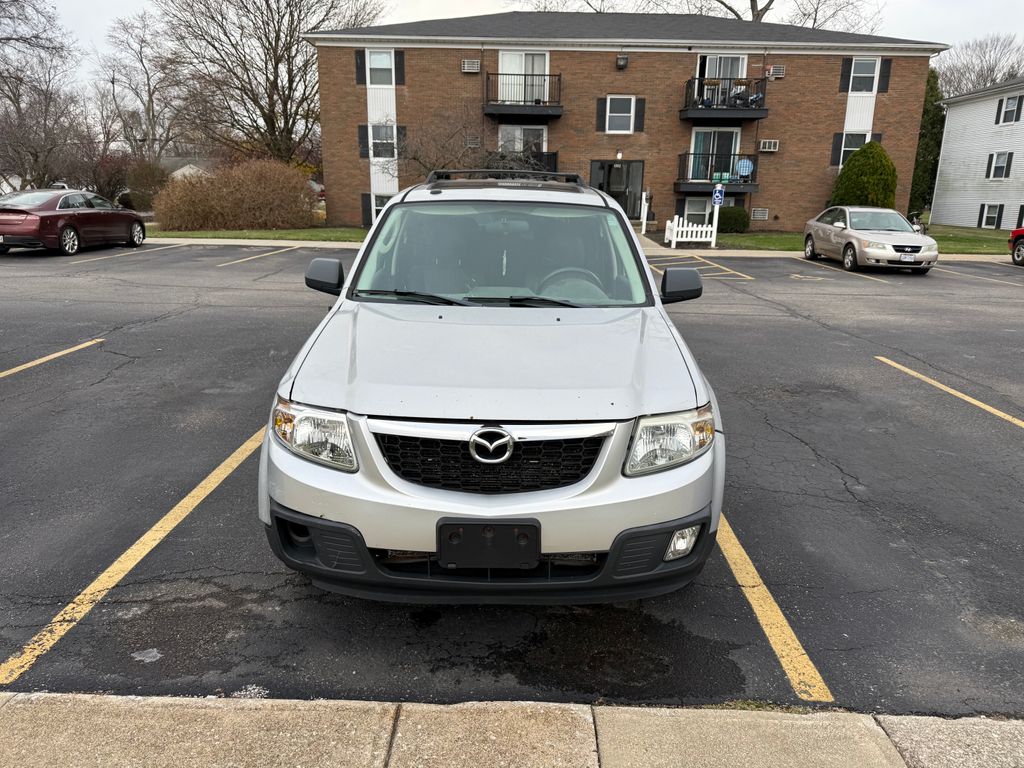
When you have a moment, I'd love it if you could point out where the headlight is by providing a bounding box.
[272,396,358,472]
[921,243,938,253]
[865,241,892,251]
[624,405,715,476]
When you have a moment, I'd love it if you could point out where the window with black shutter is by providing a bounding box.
[877,59,892,93]
[355,50,366,85]
[596,97,607,132]
[839,58,852,92]
[357,125,369,158]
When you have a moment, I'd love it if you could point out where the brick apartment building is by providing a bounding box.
[306,12,944,230]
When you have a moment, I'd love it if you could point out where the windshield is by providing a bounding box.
[351,201,650,307]
[849,210,915,233]
[0,191,56,208]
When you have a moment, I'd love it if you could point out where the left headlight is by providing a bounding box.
[272,396,358,472]
[624,405,715,476]
[865,241,892,251]
[921,243,938,253]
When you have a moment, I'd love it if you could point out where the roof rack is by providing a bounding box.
[425,169,585,185]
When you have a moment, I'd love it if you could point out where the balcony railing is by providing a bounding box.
[677,152,758,185]
[486,73,562,106]
[683,77,767,111]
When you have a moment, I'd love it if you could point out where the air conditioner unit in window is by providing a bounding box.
[759,139,780,152]
[751,208,770,221]
[766,64,786,79]
[461,59,481,73]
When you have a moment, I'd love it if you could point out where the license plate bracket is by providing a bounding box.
[900,253,916,262]
[437,519,540,570]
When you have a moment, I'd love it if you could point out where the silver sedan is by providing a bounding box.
[803,206,939,274]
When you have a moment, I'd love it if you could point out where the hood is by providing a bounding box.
[854,230,937,247]
[288,302,698,421]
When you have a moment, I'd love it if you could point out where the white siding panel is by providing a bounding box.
[366,87,396,124]
[844,93,876,132]
[932,94,1024,230]
[370,161,399,195]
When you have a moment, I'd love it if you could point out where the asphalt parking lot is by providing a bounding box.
[0,242,1021,716]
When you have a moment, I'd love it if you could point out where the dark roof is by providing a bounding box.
[312,11,944,49]
[942,75,1024,104]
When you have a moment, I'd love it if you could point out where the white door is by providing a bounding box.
[498,52,547,103]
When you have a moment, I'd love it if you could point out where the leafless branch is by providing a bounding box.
[934,33,1024,97]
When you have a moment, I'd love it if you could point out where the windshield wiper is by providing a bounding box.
[353,289,473,306]
[463,295,583,308]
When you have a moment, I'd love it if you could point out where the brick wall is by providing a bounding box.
[317,44,931,231]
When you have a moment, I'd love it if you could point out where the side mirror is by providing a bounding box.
[660,267,703,304]
[912,224,922,232]
[305,257,344,295]
[832,221,846,229]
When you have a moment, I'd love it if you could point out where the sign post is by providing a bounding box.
[640,190,650,235]
[710,183,724,248]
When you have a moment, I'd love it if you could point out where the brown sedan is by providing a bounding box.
[0,189,146,256]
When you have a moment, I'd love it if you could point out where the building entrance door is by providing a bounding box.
[590,160,644,219]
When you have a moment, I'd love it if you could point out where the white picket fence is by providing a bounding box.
[663,216,716,248]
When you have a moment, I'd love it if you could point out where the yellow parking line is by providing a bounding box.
[718,514,835,702]
[787,255,889,284]
[0,428,266,685]
[216,246,299,267]
[933,266,1023,288]
[690,253,754,280]
[0,339,105,380]
[70,243,184,264]
[876,357,1024,430]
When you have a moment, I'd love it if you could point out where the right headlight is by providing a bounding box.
[272,396,358,472]
[865,241,892,251]
[624,405,715,476]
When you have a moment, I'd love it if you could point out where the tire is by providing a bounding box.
[803,235,819,260]
[59,226,80,256]
[1013,239,1024,267]
[125,220,145,248]
[842,244,859,271]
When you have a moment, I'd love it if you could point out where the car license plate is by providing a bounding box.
[437,519,540,570]
[900,253,916,262]
[0,235,5,244]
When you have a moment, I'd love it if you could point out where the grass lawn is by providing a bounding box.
[713,224,1010,255]
[148,226,367,242]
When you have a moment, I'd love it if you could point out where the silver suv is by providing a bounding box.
[258,171,725,603]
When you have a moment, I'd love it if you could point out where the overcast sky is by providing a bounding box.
[55,0,1010,58]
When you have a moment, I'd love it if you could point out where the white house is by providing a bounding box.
[0,173,22,195]
[931,76,1024,231]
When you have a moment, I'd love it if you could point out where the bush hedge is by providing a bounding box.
[120,161,169,212]
[717,205,750,233]
[830,141,897,208]
[154,159,315,231]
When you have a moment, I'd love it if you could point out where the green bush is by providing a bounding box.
[123,161,169,211]
[831,142,897,208]
[154,159,315,231]
[717,205,750,233]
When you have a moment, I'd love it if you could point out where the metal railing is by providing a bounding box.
[486,73,562,106]
[683,77,767,111]
[677,152,759,184]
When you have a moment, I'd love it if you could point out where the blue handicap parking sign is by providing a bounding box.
[712,188,725,206]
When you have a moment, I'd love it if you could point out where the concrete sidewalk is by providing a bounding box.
[1,693,1021,768]
[146,236,357,248]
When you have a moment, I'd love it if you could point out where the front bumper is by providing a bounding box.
[266,499,715,604]
[861,246,937,267]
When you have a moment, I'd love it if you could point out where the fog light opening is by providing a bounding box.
[664,525,701,561]
[286,521,312,546]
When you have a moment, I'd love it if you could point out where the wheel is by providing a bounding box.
[125,220,145,247]
[803,235,819,260]
[1013,239,1024,267]
[59,226,80,256]
[842,244,859,271]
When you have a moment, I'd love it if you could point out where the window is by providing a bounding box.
[58,194,90,210]
[371,125,396,158]
[991,152,1011,179]
[849,210,914,232]
[498,125,546,153]
[982,204,999,228]
[367,50,393,86]
[850,58,878,93]
[605,95,636,133]
[373,195,392,221]
[683,196,735,226]
[841,132,868,165]
[1003,96,1019,123]
[497,51,548,103]
[815,208,838,225]
[88,194,114,210]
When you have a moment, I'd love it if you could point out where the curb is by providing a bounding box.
[146,237,361,248]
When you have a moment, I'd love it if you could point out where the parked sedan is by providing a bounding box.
[1010,227,1024,267]
[0,189,146,257]
[803,206,939,274]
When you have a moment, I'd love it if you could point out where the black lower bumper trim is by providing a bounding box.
[266,500,715,604]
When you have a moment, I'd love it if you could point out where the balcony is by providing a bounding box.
[484,73,564,120]
[679,77,768,123]
[674,152,759,193]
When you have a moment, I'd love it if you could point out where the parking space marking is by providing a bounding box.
[70,243,184,264]
[0,339,105,380]
[876,357,1024,430]
[0,428,266,686]
[646,254,754,280]
[786,255,890,284]
[933,266,1023,288]
[718,514,835,702]
[216,246,299,267]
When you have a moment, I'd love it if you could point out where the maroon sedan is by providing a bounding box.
[0,189,146,256]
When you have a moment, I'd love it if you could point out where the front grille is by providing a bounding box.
[374,433,604,494]
[370,548,606,581]
[892,244,923,254]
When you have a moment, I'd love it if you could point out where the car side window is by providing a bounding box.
[58,194,90,210]
[816,208,836,224]
[834,209,848,227]
[88,194,114,210]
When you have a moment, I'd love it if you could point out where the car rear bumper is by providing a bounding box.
[0,234,49,249]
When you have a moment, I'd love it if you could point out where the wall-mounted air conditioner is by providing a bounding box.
[766,64,786,79]
[461,59,481,73]
[759,139,780,152]
[751,208,770,221]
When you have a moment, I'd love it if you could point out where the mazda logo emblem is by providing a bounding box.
[468,427,514,464]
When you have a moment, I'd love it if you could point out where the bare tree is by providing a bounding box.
[0,0,61,60]
[97,11,184,163]
[934,33,1024,98]
[154,0,384,164]
[785,0,883,33]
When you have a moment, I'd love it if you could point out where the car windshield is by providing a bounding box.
[849,210,915,233]
[0,191,56,208]
[351,201,650,307]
